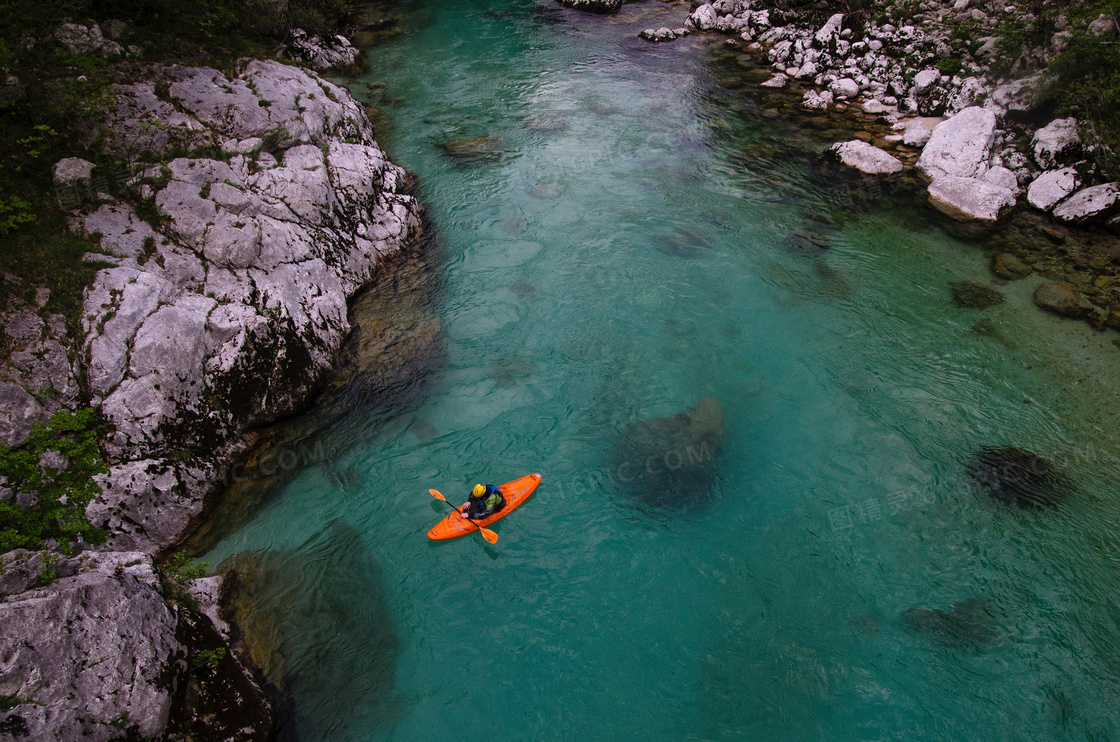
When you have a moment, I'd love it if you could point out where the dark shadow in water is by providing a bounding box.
[901,597,1001,649]
[610,397,724,509]
[221,521,401,741]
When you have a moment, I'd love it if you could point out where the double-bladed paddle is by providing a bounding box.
[429,489,499,543]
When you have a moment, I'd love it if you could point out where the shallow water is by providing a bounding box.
[204,1,1120,739]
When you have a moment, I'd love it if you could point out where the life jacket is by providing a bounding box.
[468,485,505,516]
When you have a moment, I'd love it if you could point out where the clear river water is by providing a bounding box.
[202,1,1120,739]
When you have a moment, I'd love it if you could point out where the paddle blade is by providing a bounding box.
[479,527,498,544]
[428,488,448,502]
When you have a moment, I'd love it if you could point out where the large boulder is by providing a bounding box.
[612,397,724,508]
[902,120,932,148]
[1032,117,1080,170]
[1052,182,1120,224]
[927,176,1016,224]
[814,13,844,46]
[560,0,622,14]
[1026,167,1080,211]
[0,553,183,739]
[917,107,997,181]
[827,140,904,176]
[828,77,861,100]
[80,60,421,550]
[1033,282,1094,318]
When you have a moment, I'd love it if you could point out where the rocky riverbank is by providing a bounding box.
[562,0,1120,334]
[0,40,421,739]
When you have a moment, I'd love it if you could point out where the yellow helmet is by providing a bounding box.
[472,484,486,497]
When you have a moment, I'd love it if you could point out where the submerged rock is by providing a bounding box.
[656,225,711,258]
[442,135,505,163]
[965,445,1071,509]
[951,280,1004,309]
[1033,282,1094,318]
[612,397,724,508]
[784,227,832,255]
[902,597,999,648]
[969,319,1019,349]
[990,252,1031,280]
[221,521,399,739]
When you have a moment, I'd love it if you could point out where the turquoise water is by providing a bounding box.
[203,1,1120,739]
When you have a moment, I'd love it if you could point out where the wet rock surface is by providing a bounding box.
[965,445,1071,509]
[612,397,724,508]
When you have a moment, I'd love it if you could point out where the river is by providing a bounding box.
[202,1,1120,738]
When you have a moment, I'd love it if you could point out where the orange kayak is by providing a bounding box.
[427,473,542,540]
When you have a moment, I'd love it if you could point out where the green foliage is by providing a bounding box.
[0,408,109,554]
[0,196,36,235]
[938,57,963,76]
[192,647,227,668]
[1041,32,1120,175]
[164,551,210,583]
[39,551,59,584]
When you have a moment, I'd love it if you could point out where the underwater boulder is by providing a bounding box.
[442,135,505,163]
[221,521,399,739]
[951,280,1004,309]
[902,597,999,649]
[612,397,724,507]
[966,445,1071,509]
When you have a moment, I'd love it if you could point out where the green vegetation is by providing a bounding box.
[192,647,227,668]
[0,408,109,553]
[161,550,210,608]
[39,551,60,584]
[1035,1,1120,176]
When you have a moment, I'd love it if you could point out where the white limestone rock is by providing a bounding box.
[1026,167,1081,212]
[829,77,860,100]
[983,165,1020,194]
[1052,183,1120,224]
[0,552,184,739]
[917,106,997,182]
[927,176,1016,223]
[81,60,421,537]
[759,73,788,88]
[902,120,932,147]
[286,28,362,72]
[814,13,845,47]
[688,3,719,30]
[801,89,834,110]
[1032,117,1081,170]
[829,140,905,175]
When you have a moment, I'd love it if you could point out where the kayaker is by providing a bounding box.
[462,483,505,520]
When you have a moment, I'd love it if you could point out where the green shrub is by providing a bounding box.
[0,408,109,554]
[938,57,963,76]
